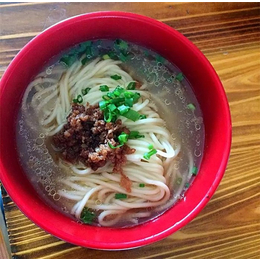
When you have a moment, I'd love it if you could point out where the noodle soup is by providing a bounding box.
[17,39,204,227]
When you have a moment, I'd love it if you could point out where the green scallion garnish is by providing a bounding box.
[192,166,198,175]
[80,207,95,224]
[115,193,127,199]
[187,103,196,110]
[143,149,157,160]
[102,54,110,60]
[111,74,122,80]
[81,87,91,96]
[185,183,190,188]
[126,82,136,90]
[139,114,147,119]
[117,104,130,115]
[148,144,154,150]
[99,85,109,92]
[123,109,142,122]
[128,131,145,139]
[118,132,128,144]
[139,183,145,188]
[176,72,184,81]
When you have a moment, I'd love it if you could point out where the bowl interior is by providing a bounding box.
[0,12,231,250]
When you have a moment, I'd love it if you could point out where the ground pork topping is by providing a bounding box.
[52,103,135,192]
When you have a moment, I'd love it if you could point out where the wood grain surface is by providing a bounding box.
[0,2,260,259]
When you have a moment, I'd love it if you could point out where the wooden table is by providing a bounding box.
[0,2,259,259]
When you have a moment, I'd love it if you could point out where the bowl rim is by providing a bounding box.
[0,11,232,250]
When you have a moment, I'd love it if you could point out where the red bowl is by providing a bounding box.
[0,12,231,250]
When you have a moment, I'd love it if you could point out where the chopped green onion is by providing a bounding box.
[176,72,184,81]
[99,100,108,110]
[80,207,95,224]
[108,142,123,149]
[81,56,90,65]
[115,39,128,50]
[127,82,136,90]
[132,93,140,103]
[102,95,111,101]
[185,183,190,188]
[107,51,118,60]
[104,110,113,123]
[118,132,129,144]
[117,104,130,115]
[60,54,77,67]
[156,55,165,64]
[124,91,134,99]
[139,183,145,188]
[139,114,147,119]
[72,98,78,103]
[192,166,198,175]
[123,109,141,122]
[81,87,91,96]
[102,54,110,60]
[119,52,128,62]
[109,97,125,105]
[148,144,154,150]
[99,85,109,92]
[125,98,134,107]
[113,86,125,97]
[108,103,117,112]
[128,131,145,139]
[115,193,127,199]
[77,95,83,103]
[111,74,122,80]
[143,149,157,160]
[187,103,196,111]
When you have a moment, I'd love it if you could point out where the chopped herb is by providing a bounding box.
[99,85,109,92]
[139,183,145,188]
[81,87,91,96]
[139,114,147,119]
[126,82,136,90]
[107,103,117,112]
[119,52,128,62]
[102,54,110,60]
[117,104,130,115]
[192,166,198,175]
[123,109,142,122]
[99,100,108,110]
[148,144,154,150]
[156,55,165,64]
[115,193,127,199]
[108,142,123,149]
[72,94,83,104]
[143,149,157,160]
[176,72,184,81]
[187,103,196,111]
[118,132,128,144]
[185,183,190,188]
[125,97,134,107]
[113,86,125,97]
[128,131,145,139]
[111,74,122,80]
[80,207,95,224]
[115,39,128,51]
[60,54,77,67]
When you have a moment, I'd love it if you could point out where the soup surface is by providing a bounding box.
[17,39,204,227]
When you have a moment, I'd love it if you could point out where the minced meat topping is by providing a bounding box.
[52,103,135,192]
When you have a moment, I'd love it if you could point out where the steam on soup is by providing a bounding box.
[17,39,204,227]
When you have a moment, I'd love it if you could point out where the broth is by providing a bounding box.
[16,39,204,227]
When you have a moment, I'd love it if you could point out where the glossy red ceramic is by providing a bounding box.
[0,12,231,250]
